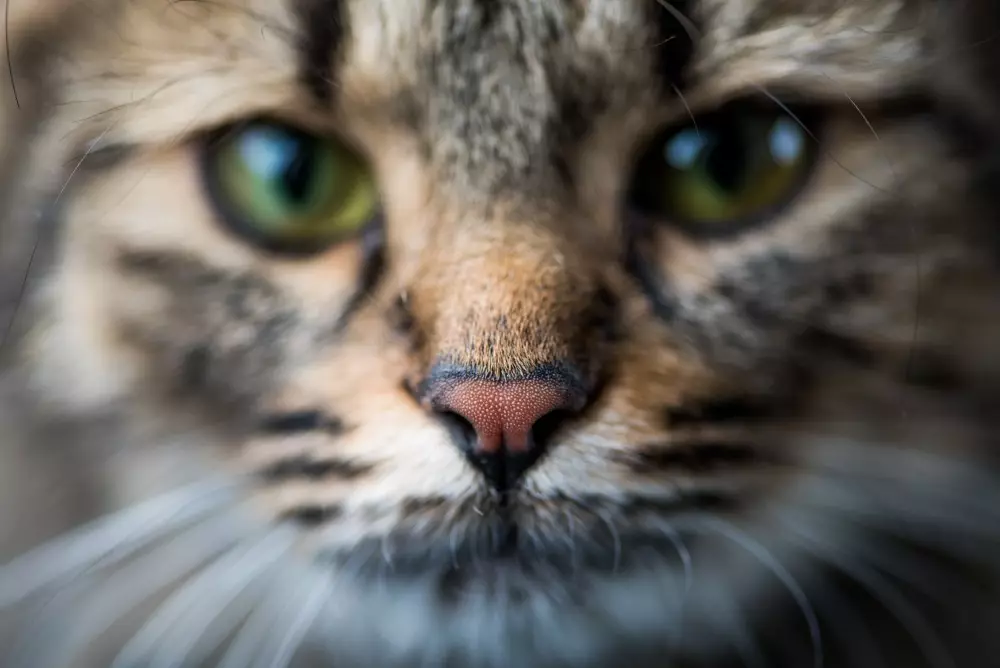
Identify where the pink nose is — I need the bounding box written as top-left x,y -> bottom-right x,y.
422,366 -> 588,489
432,379 -> 576,454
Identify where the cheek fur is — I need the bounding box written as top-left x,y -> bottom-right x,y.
4,0 -> 1000,667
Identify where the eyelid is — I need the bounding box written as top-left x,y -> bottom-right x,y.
198,113 -> 369,161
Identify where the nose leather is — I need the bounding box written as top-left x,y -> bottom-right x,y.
429,378 -> 578,455
421,364 -> 590,491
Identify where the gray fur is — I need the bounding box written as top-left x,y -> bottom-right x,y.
3,1 -> 1000,667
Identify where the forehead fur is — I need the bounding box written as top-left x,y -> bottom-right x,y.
40,0 -> 931,163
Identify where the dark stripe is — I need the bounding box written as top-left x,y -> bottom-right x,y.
898,351 -> 965,392
400,496 -> 452,516
294,0 -> 345,104
928,97 -> 1000,239
624,218 -> 678,324
3,140 -> 133,355
622,441 -> 767,474
280,504 -> 344,526
73,142 -> 136,175
257,410 -> 344,435
259,456 -> 372,481
796,328 -> 878,367
614,490 -> 740,515
332,217 -> 386,333
666,396 -> 777,428
648,0 -> 698,92
117,249 -> 230,283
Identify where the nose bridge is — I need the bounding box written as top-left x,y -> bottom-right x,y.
413,203 -> 599,375
404,202 -> 614,491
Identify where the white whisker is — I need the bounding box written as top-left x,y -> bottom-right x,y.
594,507 -> 622,573
691,516 -> 824,668
253,570 -> 332,668
844,531 -> 978,606
9,509 -> 252,668
0,476 -> 240,609
663,524 -> 693,595
797,472 -> 1000,552
216,566 -> 324,668
701,580 -> 767,668
803,437 -> 1000,493
806,575 -> 888,668
163,575 -> 268,668
784,521 -> 957,668
111,526 -> 297,668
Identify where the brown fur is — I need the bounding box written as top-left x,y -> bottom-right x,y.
3,1 -> 1000,666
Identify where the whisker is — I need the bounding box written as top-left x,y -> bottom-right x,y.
594,507 -> 622,573
796,438 -> 1000,532
9,509 -> 253,668
671,82 -> 700,139
690,517 -> 824,668
111,527 -> 297,668
5,0 -> 19,108
216,566 -> 330,668
699,579 -> 768,668
654,0 -> 699,45
160,576 -> 265,668
796,470 -> 1000,548
784,521 -> 957,668
252,570 -> 332,668
663,524 -> 693,595
805,575 -> 888,668
215,576 -> 291,668
837,529 -> 980,607
0,476 -> 241,609
803,437 -> 1000,485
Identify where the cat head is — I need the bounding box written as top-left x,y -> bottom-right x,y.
4,1 -> 1000,666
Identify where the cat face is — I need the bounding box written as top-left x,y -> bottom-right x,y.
4,1 -> 1000,666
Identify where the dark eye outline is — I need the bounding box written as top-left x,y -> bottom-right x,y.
199,117 -> 380,257
625,97 -> 825,240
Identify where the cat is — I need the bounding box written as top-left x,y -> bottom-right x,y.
3,0 -> 1000,666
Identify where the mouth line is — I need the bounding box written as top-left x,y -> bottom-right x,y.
316,523 -> 698,596
312,491 -> 737,588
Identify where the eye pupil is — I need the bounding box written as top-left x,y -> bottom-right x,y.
281,145 -> 318,204
703,128 -> 747,194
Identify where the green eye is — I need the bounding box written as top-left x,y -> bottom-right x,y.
205,121 -> 378,254
629,101 -> 819,232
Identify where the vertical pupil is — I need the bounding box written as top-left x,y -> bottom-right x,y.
704,124 -> 746,194
281,139 -> 316,203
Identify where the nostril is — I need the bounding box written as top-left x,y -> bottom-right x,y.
420,362 -> 591,491
438,410 -> 478,454
530,408 -> 577,452
438,409 -> 509,491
